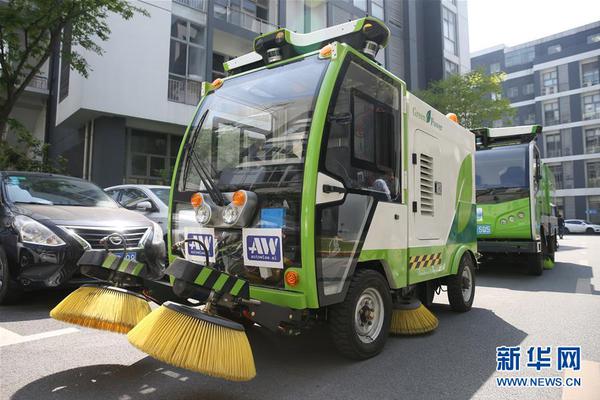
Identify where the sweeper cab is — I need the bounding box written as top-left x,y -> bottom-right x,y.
51,18 -> 477,381
472,125 -> 557,275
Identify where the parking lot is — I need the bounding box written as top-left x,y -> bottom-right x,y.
1,234 -> 599,400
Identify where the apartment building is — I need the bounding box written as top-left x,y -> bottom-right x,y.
471,22 -> 600,223
46,0 -> 469,188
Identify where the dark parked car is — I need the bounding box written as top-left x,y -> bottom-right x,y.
0,171 -> 165,303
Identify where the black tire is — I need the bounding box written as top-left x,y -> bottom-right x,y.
417,280 -> 435,308
447,253 -> 475,312
527,252 -> 544,276
586,228 -> 594,234
0,247 -> 22,305
328,269 -> 392,360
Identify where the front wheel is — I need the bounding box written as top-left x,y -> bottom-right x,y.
328,269 -> 392,360
0,247 -> 22,305
447,253 -> 475,312
527,253 -> 544,276
586,228 -> 594,234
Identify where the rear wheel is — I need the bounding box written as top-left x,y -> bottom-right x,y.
586,227 -> 594,234
329,269 -> 392,360
527,252 -> 544,276
447,253 -> 475,312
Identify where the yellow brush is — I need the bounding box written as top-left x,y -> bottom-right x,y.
390,298 -> 438,335
127,301 -> 256,381
50,285 -> 151,334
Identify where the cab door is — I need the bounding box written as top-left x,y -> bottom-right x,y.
314,55 -> 405,306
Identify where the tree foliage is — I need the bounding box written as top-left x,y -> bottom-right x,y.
416,68 -> 515,129
0,0 -> 147,170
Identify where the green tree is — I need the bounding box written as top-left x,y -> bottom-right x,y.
0,0 -> 147,169
416,68 -> 515,129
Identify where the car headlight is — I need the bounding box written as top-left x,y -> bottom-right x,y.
151,222 -> 164,245
222,205 -> 239,225
13,215 -> 65,246
195,204 -> 211,225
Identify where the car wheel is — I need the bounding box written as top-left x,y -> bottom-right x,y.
328,269 -> 392,360
527,252 -> 544,276
586,228 -> 594,234
0,247 -> 23,305
447,253 -> 475,312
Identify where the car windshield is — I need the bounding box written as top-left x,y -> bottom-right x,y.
150,188 -> 170,206
475,144 -> 529,190
3,174 -> 117,207
177,55 -> 328,192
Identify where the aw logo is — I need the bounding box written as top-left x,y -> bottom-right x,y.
242,228 -> 283,269
183,228 -> 216,263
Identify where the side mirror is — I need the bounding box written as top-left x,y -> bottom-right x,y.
135,200 -> 153,211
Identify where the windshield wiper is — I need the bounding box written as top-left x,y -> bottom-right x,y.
183,109 -> 226,206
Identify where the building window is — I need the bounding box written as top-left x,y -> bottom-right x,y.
543,100 -> 560,125
587,33 -> 600,44
285,0 -> 326,33
547,44 -> 561,55
545,133 -> 561,157
505,46 -> 534,67
581,59 -> 599,87
168,16 -> 206,105
490,62 -> 501,74
173,0 -> 206,11
585,127 -> 600,154
524,113 -> 536,124
541,68 -> 558,95
588,196 -> 600,224
506,86 -> 519,98
442,7 -> 457,56
214,0 -> 278,34
587,161 -> 600,187
353,0 -> 367,11
523,83 -> 534,96
547,164 -> 563,189
371,0 -> 384,20
582,92 -> 600,120
128,130 -> 183,184
212,52 -> 232,80
444,59 -> 458,77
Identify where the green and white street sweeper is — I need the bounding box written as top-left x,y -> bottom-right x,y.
473,125 -> 557,275
52,17 -> 477,381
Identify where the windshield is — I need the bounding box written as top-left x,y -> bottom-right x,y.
178,55 -> 327,193
3,174 -> 117,207
150,188 -> 170,206
476,144 -> 529,190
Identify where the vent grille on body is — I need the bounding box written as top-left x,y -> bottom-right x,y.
420,153 -> 434,216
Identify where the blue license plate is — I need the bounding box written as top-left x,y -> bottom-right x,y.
477,224 -> 492,235
111,252 -> 137,261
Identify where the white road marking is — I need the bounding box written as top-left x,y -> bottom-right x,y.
578,260 -> 589,266
0,326 -> 79,347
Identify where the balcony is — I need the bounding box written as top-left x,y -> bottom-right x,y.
214,4 -> 277,34
168,78 -> 201,106
173,0 -> 206,12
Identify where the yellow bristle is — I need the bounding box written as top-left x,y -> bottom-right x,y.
128,304 -> 256,381
50,285 -> 151,334
390,303 -> 439,335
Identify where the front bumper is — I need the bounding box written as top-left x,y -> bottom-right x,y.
15,241 -> 84,288
478,240 -> 541,255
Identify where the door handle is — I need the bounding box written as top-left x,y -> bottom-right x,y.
322,184 -> 346,194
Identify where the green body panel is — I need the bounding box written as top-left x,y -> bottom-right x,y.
358,249 -> 408,288
477,197 -> 532,240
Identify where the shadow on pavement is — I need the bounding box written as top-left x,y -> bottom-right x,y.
477,261 -> 599,296
0,288 -> 74,323
11,307 -> 526,400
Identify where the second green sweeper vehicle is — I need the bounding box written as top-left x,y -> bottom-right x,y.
51,17 -> 478,381
473,126 -> 557,275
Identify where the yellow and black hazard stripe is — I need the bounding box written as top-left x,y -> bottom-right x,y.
409,252 -> 442,270
77,250 -> 147,277
166,258 -> 250,299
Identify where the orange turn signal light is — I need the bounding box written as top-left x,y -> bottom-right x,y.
285,270 -> 300,287
232,190 -> 246,206
319,44 -> 333,58
212,78 -> 224,90
191,192 -> 203,208
446,112 -> 459,124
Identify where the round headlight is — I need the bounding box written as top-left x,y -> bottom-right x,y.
517,211 -> 525,219
500,218 -> 507,225
222,205 -> 239,225
508,215 -> 515,223
195,204 -> 211,224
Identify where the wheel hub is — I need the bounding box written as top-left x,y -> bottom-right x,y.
354,288 -> 384,344
461,265 -> 473,302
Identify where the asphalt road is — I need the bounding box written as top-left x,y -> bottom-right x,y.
1,235 -> 599,400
